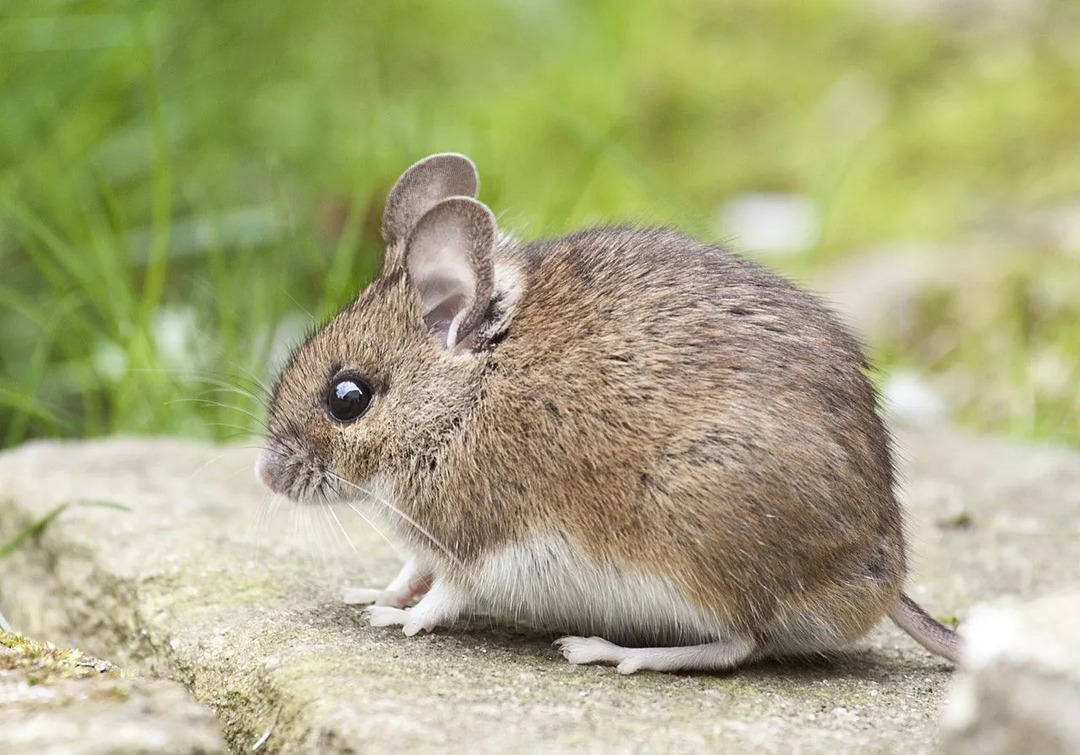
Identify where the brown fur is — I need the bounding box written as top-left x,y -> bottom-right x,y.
262,153 -> 959,662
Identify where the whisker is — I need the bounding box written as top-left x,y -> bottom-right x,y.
168,398 -> 270,433
220,361 -> 274,401
300,504 -> 320,570
325,500 -> 360,555
199,422 -> 261,436
250,492 -> 284,567
197,385 -> 263,404
128,367 -> 271,402
283,290 -> 317,325
247,495 -> 271,565
330,473 -> 462,567
220,460 -> 268,481
187,449 -> 239,481
337,500 -> 405,560
320,497 -> 351,552
313,503 -> 336,569
169,395 -> 260,414
291,498 -> 302,555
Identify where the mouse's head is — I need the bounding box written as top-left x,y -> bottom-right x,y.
255,153 -> 511,503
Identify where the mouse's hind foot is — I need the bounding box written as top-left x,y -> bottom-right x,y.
554,635 -> 757,674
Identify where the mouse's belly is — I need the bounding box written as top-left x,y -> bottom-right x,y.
467,533 -> 732,646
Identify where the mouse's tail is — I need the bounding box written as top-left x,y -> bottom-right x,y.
888,593 -> 962,664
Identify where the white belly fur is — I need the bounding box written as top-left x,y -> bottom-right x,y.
469,533 -> 735,646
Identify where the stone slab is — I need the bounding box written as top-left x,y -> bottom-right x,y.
0,429 -> 1078,753
943,592 -> 1080,754
0,670 -> 226,755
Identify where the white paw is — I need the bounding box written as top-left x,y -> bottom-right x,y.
616,657 -> 644,675
401,612 -> 442,636
342,587 -> 382,605
361,605 -> 442,636
554,636 -> 625,667
362,605 -> 409,628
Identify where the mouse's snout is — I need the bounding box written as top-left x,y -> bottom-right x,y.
255,447 -> 277,491
254,444 -> 335,503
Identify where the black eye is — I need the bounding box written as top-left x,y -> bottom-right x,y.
326,376 -> 373,422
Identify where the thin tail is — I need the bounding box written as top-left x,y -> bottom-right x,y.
888,593 -> 962,664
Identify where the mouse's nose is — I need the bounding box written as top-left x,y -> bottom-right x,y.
255,448 -> 276,490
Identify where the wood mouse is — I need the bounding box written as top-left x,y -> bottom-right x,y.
256,153 -> 961,674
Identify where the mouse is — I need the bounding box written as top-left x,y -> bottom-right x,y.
255,152 -> 962,674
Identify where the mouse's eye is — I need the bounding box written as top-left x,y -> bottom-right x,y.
326,376 -> 373,423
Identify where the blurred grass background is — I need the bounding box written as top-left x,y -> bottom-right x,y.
1,0 -> 1078,449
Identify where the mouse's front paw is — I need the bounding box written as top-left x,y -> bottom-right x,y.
362,605 -> 409,628
361,605 -> 441,637
362,579 -> 464,637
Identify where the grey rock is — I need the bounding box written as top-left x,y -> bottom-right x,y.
943,592 -> 1080,754
0,431 -> 1078,753
0,674 -> 226,755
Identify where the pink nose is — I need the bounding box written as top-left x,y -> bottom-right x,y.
255,449 -> 276,490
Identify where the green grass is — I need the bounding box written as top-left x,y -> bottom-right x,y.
1,0 -> 1079,448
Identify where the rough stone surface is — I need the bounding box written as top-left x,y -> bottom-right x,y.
0,630 -> 226,754
0,430 -> 1078,753
942,592 -> 1080,754
0,674 -> 226,755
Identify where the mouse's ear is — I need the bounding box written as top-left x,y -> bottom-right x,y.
382,153 -> 479,265
404,196 -> 495,350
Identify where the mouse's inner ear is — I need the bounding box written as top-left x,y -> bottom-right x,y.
381,153 -> 479,267
404,196 -> 496,350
